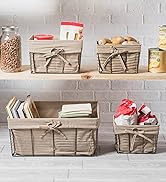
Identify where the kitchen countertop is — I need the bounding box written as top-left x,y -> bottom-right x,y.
0,65 -> 166,80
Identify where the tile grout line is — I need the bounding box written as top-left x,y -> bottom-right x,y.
108,14 -> 112,24
158,3 -> 162,13
109,80 -> 112,89
92,0 -> 95,14
67,169 -> 70,179
76,80 -> 79,90
0,145 -> 5,153
43,16 -> 46,24
92,91 -> 95,101
77,80 -> 80,90
142,14 -> 145,25
75,14 -> 79,22
59,90 -> 63,101
143,80 -> 145,90
127,154 -> 130,161
59,1 -> 62,14
125,3 -> 128,13
159,90 -> 162,101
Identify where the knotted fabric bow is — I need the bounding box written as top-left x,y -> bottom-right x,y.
116,128 -> 155,151
40,120 -> 67,140
43,48 -> 72,68
103,46 -> 128,71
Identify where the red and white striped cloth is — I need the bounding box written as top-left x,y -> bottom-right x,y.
114,99 -> 158,125
138,104 -> 158,125
114,99 -> 138,125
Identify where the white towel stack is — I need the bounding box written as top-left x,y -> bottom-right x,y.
59,103 -> 92,118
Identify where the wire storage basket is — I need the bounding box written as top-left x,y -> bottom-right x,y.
8,101 -> 99,156
97,44 -> 141,74
28,36 -> 83,74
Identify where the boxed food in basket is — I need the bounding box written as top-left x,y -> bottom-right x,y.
113,99 -> 159,154
28,36 -> 83,74
8,101 -> 99,156
97,36 -> 141,74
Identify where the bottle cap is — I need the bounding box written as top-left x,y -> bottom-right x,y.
34,34 -> 54,40
2,26 -> 18,32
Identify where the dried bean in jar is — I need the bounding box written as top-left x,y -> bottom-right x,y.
0,26 -> 21,73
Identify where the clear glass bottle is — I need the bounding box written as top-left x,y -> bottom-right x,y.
0,26 -> 21,72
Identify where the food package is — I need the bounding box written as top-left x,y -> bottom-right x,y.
138,104 -> 158,125
114,99 -> 138,125
159,25 -> 166,50
148,48 -> 166,73
97,36 -> 139,46
33,34 -> 54,40
60,22 -> 84,40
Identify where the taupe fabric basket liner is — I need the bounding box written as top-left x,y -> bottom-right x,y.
97,44 -> 141,74
28,36 -> 83,74
113,121 -> 159,154
8,101 -> 99,156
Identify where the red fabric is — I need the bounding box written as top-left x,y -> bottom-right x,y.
138,112 -> 156,124
114,99 -> 137,118
34,34 -> 54,40
138,104 -> 146,113
138,104 -> 157,124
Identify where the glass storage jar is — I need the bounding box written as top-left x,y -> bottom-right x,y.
0,26 -> 21,72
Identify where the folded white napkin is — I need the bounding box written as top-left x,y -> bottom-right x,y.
59,103 -> 92,118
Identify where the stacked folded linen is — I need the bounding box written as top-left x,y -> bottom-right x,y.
59,103 -> 92,118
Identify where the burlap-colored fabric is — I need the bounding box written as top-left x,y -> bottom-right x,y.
113,121 -> 159,154
10,128 -> 97,156
8,101 -> 99,156
28,36 -> 83,74
97,45 -> 141,74
12,129 -> 33,156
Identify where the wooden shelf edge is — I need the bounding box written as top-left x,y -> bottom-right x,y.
0,65 -> 166,80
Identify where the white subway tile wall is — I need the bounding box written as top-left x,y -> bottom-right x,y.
0,80 -> 166,124
0,0 -> 164,65
0,1 -> 165,124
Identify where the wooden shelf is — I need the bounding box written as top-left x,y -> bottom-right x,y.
0,65 -> 166,80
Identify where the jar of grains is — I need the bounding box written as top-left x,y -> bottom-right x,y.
0,26 -> 21,72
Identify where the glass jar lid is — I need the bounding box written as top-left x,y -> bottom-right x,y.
2,25 -> 18,32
